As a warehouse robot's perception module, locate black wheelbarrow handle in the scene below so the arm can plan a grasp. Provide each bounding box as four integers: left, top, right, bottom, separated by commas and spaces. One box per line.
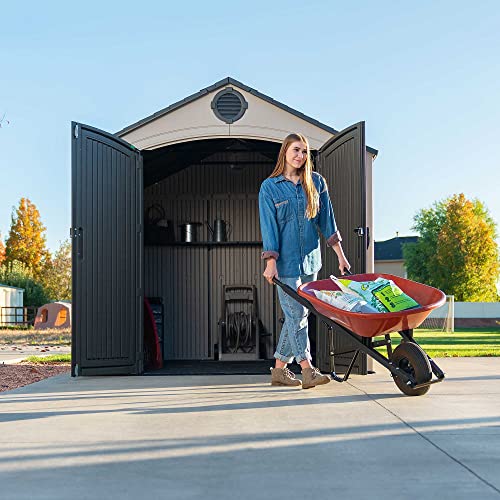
272, 268, 352, 313
272, 277, 321, 316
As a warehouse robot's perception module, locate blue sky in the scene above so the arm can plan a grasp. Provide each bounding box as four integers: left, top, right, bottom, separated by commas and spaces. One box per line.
1, 0, 499, 252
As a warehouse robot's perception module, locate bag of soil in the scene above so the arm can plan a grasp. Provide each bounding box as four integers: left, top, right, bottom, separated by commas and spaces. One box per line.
313, 290, 380, 313
330, 276, 420, 313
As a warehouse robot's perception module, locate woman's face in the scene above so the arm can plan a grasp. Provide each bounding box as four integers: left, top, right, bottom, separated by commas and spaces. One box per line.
285, 141, 308, 171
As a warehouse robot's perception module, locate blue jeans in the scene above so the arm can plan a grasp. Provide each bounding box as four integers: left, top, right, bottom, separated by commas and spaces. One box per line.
274, 273, 318, 364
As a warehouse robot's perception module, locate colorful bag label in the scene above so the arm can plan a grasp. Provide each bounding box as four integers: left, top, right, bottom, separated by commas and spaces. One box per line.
334, 277, 420, 313
371, 281, 420, 312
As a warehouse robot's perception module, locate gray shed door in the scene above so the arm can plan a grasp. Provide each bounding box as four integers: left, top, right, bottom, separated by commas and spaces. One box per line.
71, 122, 143, 376
316, 121, 368, 374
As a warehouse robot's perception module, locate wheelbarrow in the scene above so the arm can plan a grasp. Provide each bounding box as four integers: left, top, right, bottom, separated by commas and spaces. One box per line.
273, 272, 447, 396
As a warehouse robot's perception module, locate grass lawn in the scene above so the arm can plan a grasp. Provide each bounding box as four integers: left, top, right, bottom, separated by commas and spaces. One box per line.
377, 328, 500, 357
2, 327, 500, 358
23, 354, 71, 364
0, 328, 71, 345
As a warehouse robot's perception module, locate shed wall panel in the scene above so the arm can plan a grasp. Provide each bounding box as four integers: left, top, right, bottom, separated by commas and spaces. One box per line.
209, 246, 276, 358
146, 155, 273, 196
145, 246, 209, 359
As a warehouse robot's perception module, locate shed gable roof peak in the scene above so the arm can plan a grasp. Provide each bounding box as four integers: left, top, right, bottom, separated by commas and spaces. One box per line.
116, 76, 339, 138
115, 77, 378, 155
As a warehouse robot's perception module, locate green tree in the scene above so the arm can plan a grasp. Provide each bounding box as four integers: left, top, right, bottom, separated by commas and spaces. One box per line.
40, 239, 72, 301
404, 194, 500, 301
5, 198, 50, 276
403, 199, 447, 287
0, 260, 50, 307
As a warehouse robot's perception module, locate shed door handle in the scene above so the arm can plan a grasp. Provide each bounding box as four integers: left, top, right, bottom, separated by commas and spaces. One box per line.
75, 227, 83, 259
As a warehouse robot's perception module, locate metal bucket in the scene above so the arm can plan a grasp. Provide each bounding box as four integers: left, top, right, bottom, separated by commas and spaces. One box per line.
179, 223, 202, 242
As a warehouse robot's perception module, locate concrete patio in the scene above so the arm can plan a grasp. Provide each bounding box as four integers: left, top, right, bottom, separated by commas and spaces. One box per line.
0, 358, 499, 499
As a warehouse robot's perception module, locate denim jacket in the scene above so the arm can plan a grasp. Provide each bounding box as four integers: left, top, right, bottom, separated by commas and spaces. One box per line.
258, 171, 342, 278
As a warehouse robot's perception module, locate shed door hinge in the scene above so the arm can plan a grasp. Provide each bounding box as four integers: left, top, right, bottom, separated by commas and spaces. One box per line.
74, 124, 79, 138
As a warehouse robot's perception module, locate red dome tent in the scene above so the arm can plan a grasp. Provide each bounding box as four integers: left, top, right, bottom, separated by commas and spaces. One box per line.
34, 302, 72, 330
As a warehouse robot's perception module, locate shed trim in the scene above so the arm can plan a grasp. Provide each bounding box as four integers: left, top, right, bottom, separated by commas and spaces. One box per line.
116, 77, 378, 156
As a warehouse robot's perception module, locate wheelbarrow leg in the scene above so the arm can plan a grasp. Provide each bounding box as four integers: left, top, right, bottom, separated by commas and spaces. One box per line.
342, 349, 359, 381
385, 334, 393, 358
328, 326, 343, 382
329, 324, 360, 383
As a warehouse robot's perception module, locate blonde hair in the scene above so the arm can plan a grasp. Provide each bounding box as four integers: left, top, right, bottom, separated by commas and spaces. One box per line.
269, 133, 319, 219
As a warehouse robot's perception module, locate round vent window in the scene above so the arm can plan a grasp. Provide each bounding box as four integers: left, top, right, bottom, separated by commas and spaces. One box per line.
211, 88, 248, 124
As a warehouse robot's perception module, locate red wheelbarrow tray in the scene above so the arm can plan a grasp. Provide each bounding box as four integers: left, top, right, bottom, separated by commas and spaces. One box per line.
298, 273, 446, 338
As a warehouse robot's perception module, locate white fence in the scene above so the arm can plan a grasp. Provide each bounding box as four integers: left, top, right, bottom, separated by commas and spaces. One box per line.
422, 299, 500, 332
428, 301, 500, 319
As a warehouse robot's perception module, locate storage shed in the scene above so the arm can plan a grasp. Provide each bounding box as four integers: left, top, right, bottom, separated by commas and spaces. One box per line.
0, 283, 24, 326
71, 77, 378, 376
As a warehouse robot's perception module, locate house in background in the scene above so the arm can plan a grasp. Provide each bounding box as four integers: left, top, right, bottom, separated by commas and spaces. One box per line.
374, 235, 418, 278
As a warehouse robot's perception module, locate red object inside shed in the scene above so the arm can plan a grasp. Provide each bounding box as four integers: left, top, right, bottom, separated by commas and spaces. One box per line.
144, 298, 163, 370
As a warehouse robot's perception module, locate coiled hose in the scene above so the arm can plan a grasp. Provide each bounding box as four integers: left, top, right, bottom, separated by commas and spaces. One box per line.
226, 311, 253, 353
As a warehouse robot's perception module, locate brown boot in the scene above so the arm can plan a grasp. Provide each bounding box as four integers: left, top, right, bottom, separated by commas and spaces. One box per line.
270, 367, 302, 387
301, 367, 331, 389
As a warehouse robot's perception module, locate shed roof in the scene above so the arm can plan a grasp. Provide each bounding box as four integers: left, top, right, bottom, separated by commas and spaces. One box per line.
374, 236, 419, 261
0, 283, 24, 291
116, 77, 378, 156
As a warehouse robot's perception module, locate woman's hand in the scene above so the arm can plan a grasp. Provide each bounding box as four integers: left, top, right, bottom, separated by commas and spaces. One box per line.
338, 255, 351, 275
332, 242, 351, 275
263, 258, 278, 284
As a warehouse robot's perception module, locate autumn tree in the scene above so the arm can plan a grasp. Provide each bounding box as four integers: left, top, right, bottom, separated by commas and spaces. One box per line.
5, 198, 50, 276
404, 194, 500, 301
40, 239, 72, 301
0, 233, 5, 266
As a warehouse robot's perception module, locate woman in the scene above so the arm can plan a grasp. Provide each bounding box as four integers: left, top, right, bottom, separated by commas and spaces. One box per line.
259, 133, 350, 388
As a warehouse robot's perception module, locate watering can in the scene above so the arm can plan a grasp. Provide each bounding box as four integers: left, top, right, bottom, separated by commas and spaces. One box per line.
206, 218, 232, 242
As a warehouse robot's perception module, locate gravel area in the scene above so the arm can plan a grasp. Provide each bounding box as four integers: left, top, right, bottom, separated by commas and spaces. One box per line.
0, 363, 70, 392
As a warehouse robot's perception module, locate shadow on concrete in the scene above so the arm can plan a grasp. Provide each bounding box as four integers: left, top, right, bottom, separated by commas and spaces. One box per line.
0, 391, 404, 423
1, 415, 500, 465
1, 418, 500, 499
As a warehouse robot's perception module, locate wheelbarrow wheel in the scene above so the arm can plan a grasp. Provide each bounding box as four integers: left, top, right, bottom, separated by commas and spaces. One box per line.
392, 342, 432, 396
